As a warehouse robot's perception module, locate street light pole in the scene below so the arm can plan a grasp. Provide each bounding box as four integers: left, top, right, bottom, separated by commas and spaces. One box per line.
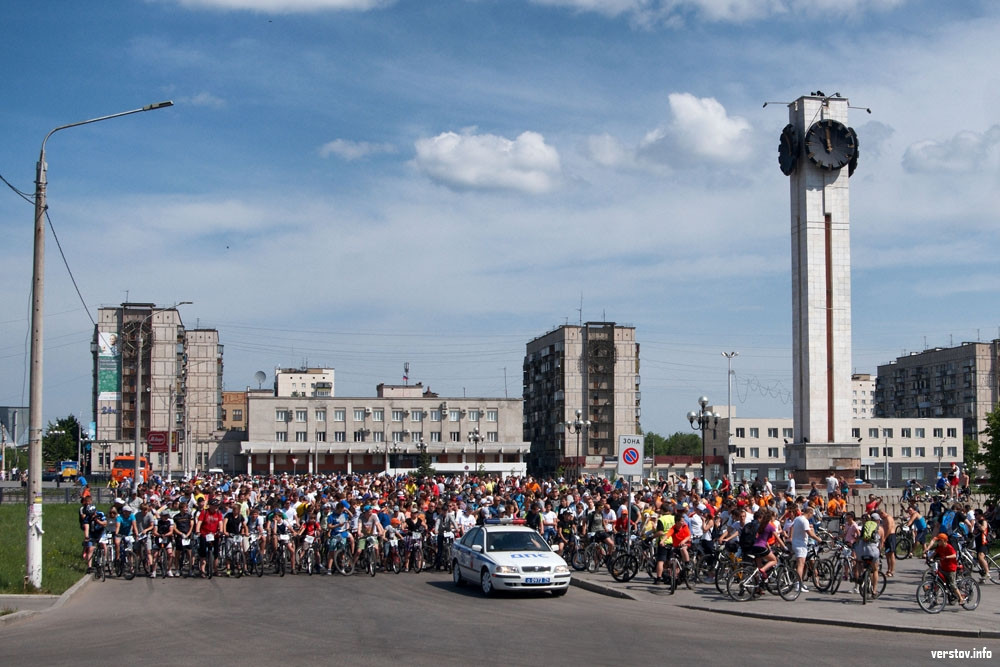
687, 396, 719, 486
468, 427, 483, 476
722, 352, 738, 483
26, 101, 173, 589
564, 409, 590, 481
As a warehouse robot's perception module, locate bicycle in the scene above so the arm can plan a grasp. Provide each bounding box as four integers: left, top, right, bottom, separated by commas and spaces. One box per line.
727, 555, 800, 602
246, 533, 266, 577
383, 536, 403, 574
152, 536, 172, 578
358, 536, 379, 577
856, 555, 887, 604
221, 535, 245, 577
955, 538, 1000, 585
662, 546, 695, 595
917, 560, 980, 613
176, 535, 197, 578
405, 531, 424, 574
273, 532, 291, 576
92, 535, 110, 582
117, 536, 138, 581
298, 534, 320, 575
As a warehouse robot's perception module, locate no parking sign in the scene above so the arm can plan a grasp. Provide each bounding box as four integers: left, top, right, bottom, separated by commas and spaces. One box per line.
617, 435, 643, 477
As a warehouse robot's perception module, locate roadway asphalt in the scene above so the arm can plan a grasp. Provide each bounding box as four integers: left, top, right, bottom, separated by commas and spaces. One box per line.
2, 567, 998, 666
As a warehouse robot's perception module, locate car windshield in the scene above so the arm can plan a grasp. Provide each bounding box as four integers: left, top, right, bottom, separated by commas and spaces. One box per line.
486, 531, 550, 552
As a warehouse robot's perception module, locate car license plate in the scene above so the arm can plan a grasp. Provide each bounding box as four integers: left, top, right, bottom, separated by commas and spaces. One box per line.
524, 577, 550, 584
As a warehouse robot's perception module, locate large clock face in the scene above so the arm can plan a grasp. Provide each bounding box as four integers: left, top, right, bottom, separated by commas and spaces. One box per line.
804, 119, 857, 170
778, 124, 799, 175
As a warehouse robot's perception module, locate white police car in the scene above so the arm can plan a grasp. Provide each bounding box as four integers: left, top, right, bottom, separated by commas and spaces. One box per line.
450, 523, 571, 597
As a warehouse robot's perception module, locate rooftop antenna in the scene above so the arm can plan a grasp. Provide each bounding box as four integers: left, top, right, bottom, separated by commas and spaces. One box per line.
403, 362, 409, 386
577, 294, 583, 326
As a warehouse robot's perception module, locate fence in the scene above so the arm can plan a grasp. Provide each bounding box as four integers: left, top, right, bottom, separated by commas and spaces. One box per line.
0, 486, 118, 505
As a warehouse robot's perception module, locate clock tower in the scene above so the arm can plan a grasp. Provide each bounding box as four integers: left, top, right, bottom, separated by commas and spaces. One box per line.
779, 93, 861, 478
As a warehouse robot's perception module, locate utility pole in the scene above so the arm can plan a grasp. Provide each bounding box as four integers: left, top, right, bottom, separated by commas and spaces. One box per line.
723, 352, 738, 482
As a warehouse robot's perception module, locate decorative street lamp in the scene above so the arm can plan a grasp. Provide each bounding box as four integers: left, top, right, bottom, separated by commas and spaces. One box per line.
687, 396, 719, 485
564, 409, 590, 479
468, 427, 483, 475
26, 100, 173, 589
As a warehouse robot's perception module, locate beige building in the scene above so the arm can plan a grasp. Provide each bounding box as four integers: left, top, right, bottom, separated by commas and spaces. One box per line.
705, 414, 963, 484
523, 322, 640, 474
92, 303, 223, 477
274, 367, 334, 397
876, 340, 1000, 442
852, 373, 876, 418
242, 382, 528, 476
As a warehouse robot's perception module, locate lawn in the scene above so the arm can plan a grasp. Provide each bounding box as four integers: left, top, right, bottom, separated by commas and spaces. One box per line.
0, 504, 86, 594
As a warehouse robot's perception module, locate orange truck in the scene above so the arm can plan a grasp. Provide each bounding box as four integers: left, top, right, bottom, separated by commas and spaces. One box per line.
110, 456, 151, 484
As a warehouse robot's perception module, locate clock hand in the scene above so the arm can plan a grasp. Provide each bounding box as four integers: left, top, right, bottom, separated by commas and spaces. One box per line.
825, 126, 832, 153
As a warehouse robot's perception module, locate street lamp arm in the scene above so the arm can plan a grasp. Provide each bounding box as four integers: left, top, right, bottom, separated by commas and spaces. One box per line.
40, 102, 174, 157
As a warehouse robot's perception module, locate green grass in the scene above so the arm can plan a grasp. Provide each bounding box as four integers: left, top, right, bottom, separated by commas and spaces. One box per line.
0, 504, 86, 594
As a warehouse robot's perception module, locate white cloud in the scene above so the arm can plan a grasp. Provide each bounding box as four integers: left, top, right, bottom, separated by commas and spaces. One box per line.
170, 0, 391, 11
181, 91, 226, 108
530, 0, 905, 24
638, 92, 751, 164
584, 133, 633, 168
319, 139, 396, 160
902, 125, 1000, 173
413, 130, 561, 194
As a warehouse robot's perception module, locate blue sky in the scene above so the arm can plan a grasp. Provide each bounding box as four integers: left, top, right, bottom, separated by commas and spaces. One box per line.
1, 0, 998, 441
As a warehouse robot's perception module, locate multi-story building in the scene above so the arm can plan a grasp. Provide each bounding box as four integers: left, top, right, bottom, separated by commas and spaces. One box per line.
875, 340, 1000, 442
242, 382, 528, 475
705, 415, 963, 484
275, 368, 334, 397
852, 373, 876, 418
92, 303, 223, 477
523, 322, 640, 475
222, 391, 247, 432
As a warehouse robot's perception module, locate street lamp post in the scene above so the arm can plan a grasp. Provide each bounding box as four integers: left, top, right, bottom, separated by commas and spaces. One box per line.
468, 427, 483, 476
722, 352, 738, 482
564, 409, 590, 480
25, 99, 173, 588
687, 396, 719, 486
132, 301, 191, 494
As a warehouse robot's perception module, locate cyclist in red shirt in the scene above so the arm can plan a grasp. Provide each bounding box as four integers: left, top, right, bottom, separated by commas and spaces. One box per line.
196, 498, 224, 577
929, 532, 965, 605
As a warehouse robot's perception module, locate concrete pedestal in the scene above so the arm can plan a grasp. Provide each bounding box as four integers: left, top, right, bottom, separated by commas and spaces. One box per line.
785, 443, 860, 484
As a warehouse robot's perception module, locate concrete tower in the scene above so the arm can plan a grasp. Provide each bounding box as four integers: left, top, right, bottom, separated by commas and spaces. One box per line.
778, 93, 861, 477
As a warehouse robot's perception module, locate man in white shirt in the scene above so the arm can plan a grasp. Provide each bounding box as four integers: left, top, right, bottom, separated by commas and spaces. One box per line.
825, 473, 839, 499
790, 506, 820, 591
786, 473, 796, 497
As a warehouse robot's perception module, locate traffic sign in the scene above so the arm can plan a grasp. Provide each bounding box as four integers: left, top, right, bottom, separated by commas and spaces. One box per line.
147, 431, 167, 452
617, 435, 643, 477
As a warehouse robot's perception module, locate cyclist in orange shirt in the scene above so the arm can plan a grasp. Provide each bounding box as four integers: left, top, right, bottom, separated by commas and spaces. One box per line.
665, 508, 693, 581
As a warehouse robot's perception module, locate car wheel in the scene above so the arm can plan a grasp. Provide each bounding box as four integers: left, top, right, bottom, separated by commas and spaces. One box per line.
481, 569, 495, 597
452, 562, 464, 587
551, 587, 568, 597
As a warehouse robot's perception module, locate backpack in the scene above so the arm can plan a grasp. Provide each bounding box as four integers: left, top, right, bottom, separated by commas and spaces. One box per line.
861, 520, 879, 543
739, 519, 759, 550
940, 510, 957, 535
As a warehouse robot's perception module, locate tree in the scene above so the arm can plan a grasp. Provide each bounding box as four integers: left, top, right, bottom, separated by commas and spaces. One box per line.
979, 407, 1000, 502
413, 447, 435, 480
644, 431, 701, 456
42, 415, 82, 464
963, 436, 982, 473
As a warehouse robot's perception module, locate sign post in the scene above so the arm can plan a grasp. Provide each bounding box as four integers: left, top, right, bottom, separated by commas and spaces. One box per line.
617, 435, 643, 543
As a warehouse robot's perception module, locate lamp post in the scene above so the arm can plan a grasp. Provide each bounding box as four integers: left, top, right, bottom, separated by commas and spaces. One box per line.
722, 352, 738, 482
468, 427, 483, 476
564, 409, 590, 480
687, 396, 719, 485
26, 100, 173, 588
132, 301, 191, 493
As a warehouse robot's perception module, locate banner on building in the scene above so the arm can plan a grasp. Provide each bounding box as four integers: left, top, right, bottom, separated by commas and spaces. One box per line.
97, 332, 121, 401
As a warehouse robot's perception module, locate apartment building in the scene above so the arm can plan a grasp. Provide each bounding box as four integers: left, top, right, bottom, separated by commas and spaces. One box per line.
523, 322, 640, 475
876, 340, 1000, 442
242, 382, 528, 475
852, 373, 876, 418
275, 368, 334, 397
92, 303, 223, 476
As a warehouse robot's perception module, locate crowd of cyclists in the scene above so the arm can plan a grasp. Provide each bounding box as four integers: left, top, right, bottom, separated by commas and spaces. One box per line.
75, 468, 999, 611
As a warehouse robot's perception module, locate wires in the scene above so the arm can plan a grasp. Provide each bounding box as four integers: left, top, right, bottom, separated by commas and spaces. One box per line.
0, 171, 33, 204
44, 209, 95, 327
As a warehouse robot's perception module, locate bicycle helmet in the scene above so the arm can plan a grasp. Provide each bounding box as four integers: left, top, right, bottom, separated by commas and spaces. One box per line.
85, 504, 96, 515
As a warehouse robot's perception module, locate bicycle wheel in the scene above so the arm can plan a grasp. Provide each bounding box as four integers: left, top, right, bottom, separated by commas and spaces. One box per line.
609, 553, 637, 583
859, 570, 870, 604
828, 562, 843, 595
876, 567, 887, 597
776, 565, 801, 601
916, 578, 945, 613
114, 551, 124, 578
813, 559, 833, 592
92, 550, 104, 582
715, 560, 733, 595
206, 550, 214, 580
959, 577, 980, 610
727, 564, 757, 602
667, 560, 679, 595
391, 550, 402, 574
895, 537, 912, 560
411, 547, 423, 574
586, 545, 602, 574
695, 554, 717, 586
122, 551, 136, 581
571, 545, 588, 571
984, 555, 1000, 585
367, 551, 376, 577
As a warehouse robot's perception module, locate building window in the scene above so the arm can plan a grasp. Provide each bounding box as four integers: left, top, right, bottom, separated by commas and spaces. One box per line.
882, 428, 893, 438
868, 447, 879, 457
354, 431, 366, 442
901, 467, 925, 481
296, 410, 307, 423
315, 410, 326, 422
450, 410, 461, 422
411, 410, 423, 422
749, 428, 759, 439
372, 409, 384, 422
782, 428, 793, 439
295, 431, 307, 442
901, 447, 911, 457
869, 428, 879, 438
487, 431, 498, 442
372, 431, 384, 442
947, 446, 957, 457
333, 409, 346, 422
334, 431, 346, 442
882, 447, 893, 457
316, 431, 326, 442
933, 428, 943, 438
430, 432, 441, 443
354, 409, 366, 422
749, 447, 759, 458
393, 431, 405, 443
487, 410, 498, 422
767, 428, 778, 438
736, 448, 745, 458
933, 446, 943, 457
450, 431, 461, 442
901, 428, 911, 438
276, 409, 289, 422
735, 428, 745, 438
947, 428, 957, 438
468, 410, 480, 422
392, 410, 405, 422
916, 447, 925, 457
915, 428, 925, 438
232, 409, 243, 421
767, 447, 779, 458
851, 428, 861, 439
430, 410, 442, 422
276, 431, 287, 442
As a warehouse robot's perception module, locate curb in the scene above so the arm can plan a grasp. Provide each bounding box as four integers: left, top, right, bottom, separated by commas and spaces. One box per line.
570, 577, 637, 600
0, 574, 91, 627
